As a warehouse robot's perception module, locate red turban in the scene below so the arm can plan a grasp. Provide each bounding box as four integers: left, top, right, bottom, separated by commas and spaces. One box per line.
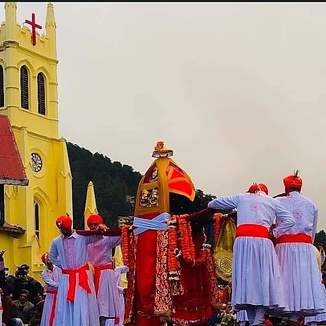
248, 184, 259, 193
56, 215, 72, 231
247, 183, 269, 195
283, 173, 302, 193
87, 214, 104, 227
41, 252, 49, 264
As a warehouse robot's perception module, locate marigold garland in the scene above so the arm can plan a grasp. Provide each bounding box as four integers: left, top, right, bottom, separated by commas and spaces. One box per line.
178, 214, 196, 263
167, 216, 179, 278
174, 214, 212, 266
121, 224, 130, 266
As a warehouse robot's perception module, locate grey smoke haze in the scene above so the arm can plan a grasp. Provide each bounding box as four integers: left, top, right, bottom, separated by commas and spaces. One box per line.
2, 3, 326, 229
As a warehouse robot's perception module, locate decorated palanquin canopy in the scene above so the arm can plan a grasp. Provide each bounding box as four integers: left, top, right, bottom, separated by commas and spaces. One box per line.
122, 142, 220, 325
134, 141, 196, 216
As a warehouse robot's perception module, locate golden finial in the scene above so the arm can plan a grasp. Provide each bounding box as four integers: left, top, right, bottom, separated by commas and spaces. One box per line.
152, 141, 173, 158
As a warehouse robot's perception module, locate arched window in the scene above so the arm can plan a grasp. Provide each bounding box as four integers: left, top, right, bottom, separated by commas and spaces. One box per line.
20, 65, 29, 109
37, 73, 46, 115
0, 66, 4, 108
34, 201, 40, 239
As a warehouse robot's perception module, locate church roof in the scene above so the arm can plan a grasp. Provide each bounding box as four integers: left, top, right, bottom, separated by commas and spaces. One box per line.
0, 115, 28, 186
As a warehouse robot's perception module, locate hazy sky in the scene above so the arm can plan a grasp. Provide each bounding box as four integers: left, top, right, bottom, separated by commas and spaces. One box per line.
2, 3, 326, 229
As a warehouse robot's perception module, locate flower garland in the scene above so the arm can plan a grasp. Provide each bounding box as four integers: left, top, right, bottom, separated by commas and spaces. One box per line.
176, 214, 212, 266
167, 216, 179, 280
177, 214, 196, 263
121, 224, 130, 266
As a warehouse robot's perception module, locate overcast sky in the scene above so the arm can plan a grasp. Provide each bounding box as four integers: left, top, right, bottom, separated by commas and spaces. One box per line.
2, 2, 326, 229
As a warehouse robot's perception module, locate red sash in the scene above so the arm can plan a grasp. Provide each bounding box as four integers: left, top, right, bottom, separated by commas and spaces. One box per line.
93, 263, 113, 296
62, 264, 91, 302
236, 224, 270, 239
276, 233, 312, 244
46, 289, 58, 326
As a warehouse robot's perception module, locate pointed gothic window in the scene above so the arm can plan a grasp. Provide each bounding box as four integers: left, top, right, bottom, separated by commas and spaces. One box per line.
37, 73, 46, 115
0, 66, 4, 108
20, 66, 29, 110
34, 201, 40, 239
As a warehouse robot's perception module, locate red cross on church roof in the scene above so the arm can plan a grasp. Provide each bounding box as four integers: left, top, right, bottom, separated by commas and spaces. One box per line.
25, 13, 42, 46
0, 115, 28, 186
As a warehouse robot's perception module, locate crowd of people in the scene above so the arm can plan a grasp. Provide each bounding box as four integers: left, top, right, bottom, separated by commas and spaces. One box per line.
0, 255, 45, 325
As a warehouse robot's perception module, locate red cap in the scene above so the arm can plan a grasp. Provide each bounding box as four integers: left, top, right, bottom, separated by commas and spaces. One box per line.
248, 183, 269, 195
56, 214, 72, 231
41, 252, 49, 264
283, 171, 302, 193
87, 214, 104, 227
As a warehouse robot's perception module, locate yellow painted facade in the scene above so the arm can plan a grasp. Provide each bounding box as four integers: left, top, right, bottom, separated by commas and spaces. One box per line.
0, 3, 72, 280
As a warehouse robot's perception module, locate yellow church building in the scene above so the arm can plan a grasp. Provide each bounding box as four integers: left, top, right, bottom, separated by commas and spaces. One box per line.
0, 2, 72, 279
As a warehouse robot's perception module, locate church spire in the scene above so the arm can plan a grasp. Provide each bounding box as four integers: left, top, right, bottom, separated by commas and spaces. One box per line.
46, 3, 56, 30
4, 2, 17, 41
84, 181, 98, 230
46, 2, 56, 58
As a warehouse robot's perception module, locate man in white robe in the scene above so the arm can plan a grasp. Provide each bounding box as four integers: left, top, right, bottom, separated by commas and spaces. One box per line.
40, 252, 61, 326
50, 214, 108, 326
208, 183, 295, 325
86, 214, 121, 326
275, 172, 326, 322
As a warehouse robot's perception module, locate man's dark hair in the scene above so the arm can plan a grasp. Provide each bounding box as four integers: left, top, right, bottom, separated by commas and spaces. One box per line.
19, 289, 29, 296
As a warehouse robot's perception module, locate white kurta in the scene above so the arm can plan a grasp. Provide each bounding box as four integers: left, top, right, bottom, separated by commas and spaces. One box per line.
237, 310, 248, 322
104, 266, 129, 326
87, 236, 121, 319
305, 248, 326, 325
276, 191, 326, 316
50, 231, 101, 326
40, 265, 61, 326
208, 192, 295, 313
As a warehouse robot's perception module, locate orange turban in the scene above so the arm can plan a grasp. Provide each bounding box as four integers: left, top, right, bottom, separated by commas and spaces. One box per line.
56, 214, 72, 231
87, 214, 104, 227
283, 172, 302, 193
41, 252, 49, 264
247, 183, 269, 195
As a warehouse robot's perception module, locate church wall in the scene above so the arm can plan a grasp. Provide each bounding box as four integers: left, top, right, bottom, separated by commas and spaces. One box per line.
0, 3, 73, 281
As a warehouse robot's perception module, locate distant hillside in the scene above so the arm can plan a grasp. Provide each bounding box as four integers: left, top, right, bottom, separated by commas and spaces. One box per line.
66, 142, 215, 228
67, 142, 142, 228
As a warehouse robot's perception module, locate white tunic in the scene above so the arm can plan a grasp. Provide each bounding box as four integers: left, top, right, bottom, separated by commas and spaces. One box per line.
208, 192, 295, 311
50, 231, 101, 326
104, 266, 129, 326
40, 265, 61, 326
276, 191, 326, 315
87, 236, 121, 318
